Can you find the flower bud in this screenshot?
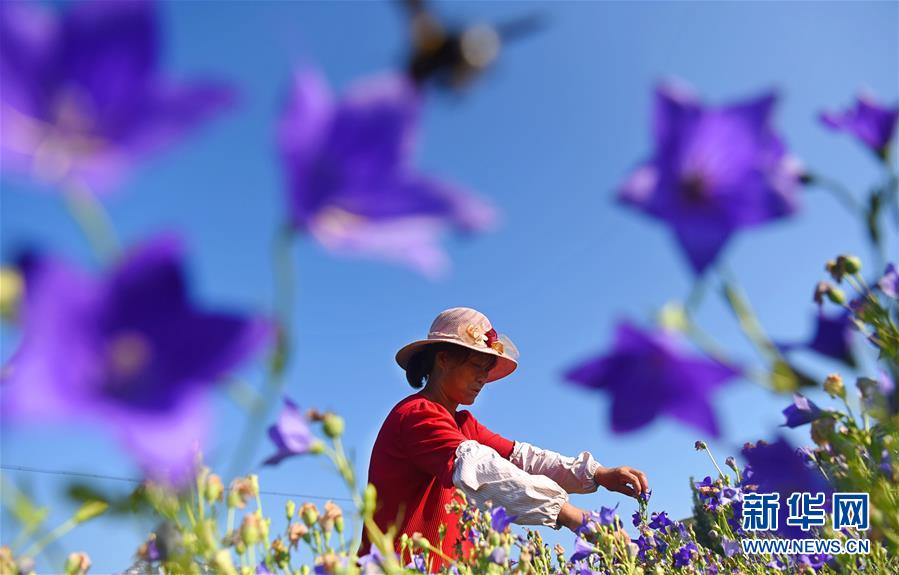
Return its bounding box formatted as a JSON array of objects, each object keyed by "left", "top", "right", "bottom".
[
  {"left": 554, "top": 543, "right": 565, "bottom": 556},
  {"left": 64, "top": 552, "right": 91, "bottom": 575},
  {"left": 725, "top": 456, "right": 738, "bottom": 473},
  {"left": 694, "top": 441, "right": 708, "bottom": 451},
  {"left": 811, "top": 418, "right": 834, "bottom": 447},
  {"left": 0, "top": 267, "right": 23, "bottom": 322},
  {"left": 826, "top": 287, "right": 846, "bottom": 305},
  {"left": 288, "top": 523, "right": 309, "bottom": 547},
  {"left": 301, "top": 565, "right": 310, "bottom": 575},
  {"left": 489, "top": 532, "right": 501, "bottom": 546},
  {"left": 206, "top": 474, "right": 224, "bottom": 503},
  {"left": 841, "top": 255, "right": 862, "bottom": 275},
  {"left": 362, "top": 484, "right": 377, "bottom": 517},
  {"left": 248, "top": 475, "right": 260, "bottom": 497},
  {"left": 229, "top": 478, "right": 255, "bottom": 509},
  {"left": 824, "top": 373, "right": 846, "bottom": 399},
  {"left": 300, "top": 503, "right": 319, "bottom": 527},
  {"left": 211, "top": 550, "right": 239, "bottom": 575},
  {"left": 322, "top": 414, "right": 345, "bottom": 439},
  {"left": 411, "top": 532, "right": 429, "bottom": 549},
  {"left": 240, "top": 514, "right": 261, "bottom": 546},
  {"left": 286, "top": 500, "right": 296, "bottom": 520},
  {"left": 309, "top": 440, "right": 326, "bottom": 455}
]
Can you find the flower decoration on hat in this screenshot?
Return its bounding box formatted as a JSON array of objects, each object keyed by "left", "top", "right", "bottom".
[
  {"left": 461, "top": 323, "right": 488, "bottom": 347},
  {"left": 485, "top": 329, "right": 504, "bottom": 354}
]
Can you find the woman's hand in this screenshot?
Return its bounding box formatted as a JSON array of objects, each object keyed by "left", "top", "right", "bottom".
[{"left": 594, "top": 466, "right": 650, "bottom": 499}]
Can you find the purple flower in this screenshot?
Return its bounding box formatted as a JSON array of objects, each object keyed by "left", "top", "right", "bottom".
[
  {"left": 569, "top": 537, "right": 595, "bottom": 562},
  {"left": 795, "top": 553, "right": 832, "bottom": 571},
  {"left": 0, "top": 0, "right": 234, "bottom": 193},
  {"left": 648, "top": 511, "right": 673, "bottom": 533},
  {"left": 490, "top": 506, "right": 517, "bottom": 532},
  {"left": 877, "top": 263, "right": 899, "bottom": 299},
  {"left": 781, "top": 312, "right": 856, "bottom": 367},
  {"left": 256, "top": 564, "right": 275, "bottom": 575},
  {"left": 618, "top": 83, "right": 801, "bottom": 274},
  {"left": 742, "top": 437, "right": 833, "bottom": 539},
  {"left": 0, "top": 237, "right": 271, "bottom": 484},
  {"left": 781, "top": 394, "right": 825, "bottom": 428},
  {"left": 488, "top": 547, "right": 506, "bottom": 565},
  {"left": 633, "top": 534, "right": 653, "bottom": 561},
  {"left": 673, "top": 542, "right": 697, "bottom": 568},
  {"left": 277, "top": 68, "right": 495, "bottom": 277},
  {"left": 631, "top": 510, "right": 642, "bottom": 527},
  {"left": 820, "top": 94, "right": 899, "bottom": 158},
  {"left": 406, "top": 555, "right": 427, "bottom": 574},
  {"left": 881, "top": 449, "right": 894, "bottom": 480},
  {"left": 596, "top": 504, "right": 618, "bottom": 526},
  {"left": 565, "top": 322, "right": 739, "bottom": 436},
  {"left": 721, "top": 538, "right": 740, "bottom": 558},
  {"left": 262, "top": 398, "right": 316, "bottom": 466}
]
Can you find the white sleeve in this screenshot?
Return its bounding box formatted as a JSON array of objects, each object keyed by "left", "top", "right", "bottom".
[
  {"left": 509, "top": 441, "right": 600, "bottom": 494},
  {"left": 452, "top": 440, "right": 568, "bottom": 528}
]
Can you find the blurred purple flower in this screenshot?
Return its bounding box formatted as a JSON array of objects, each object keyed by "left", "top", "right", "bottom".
[
  {"left": 780, "top": 312, "right": 856, "bottom": 367},
  {"left": 596, "top": 504, "right": 618, "bottom": 526},
  {"left": 406, "top": 555, "right": 427, "bottom": 574},
  {"left": 0, "top": 0, "right": 234, "bottom": 193},
  {"left": 796, "top": 553, "right": 832, "bottom": 571},
  {"left": 256, "top": 564, "right": 275, "bottom": 575},
  {"left": 781, "top": 394, "right": 825, "bottom": 428},
  {"left": 277, "top": 68, "right": 495, "bottom": 277},
  {"left": 673, "top": 542, "right": 697, "bottom": 568},
  {"left": 262, "top": 398, "right": 316, "bottom": 466},
  {"left": 618, "top": 83, "right": 802, "bottom": 274},
  {"left": 721, "top": 538, "right": 740, "bottom": 558},
  {"left": 881, "top": 449, "right": 894, "bottom": 480},
  {"left": 820, "top": 94, "right": 899, "bottom": 158},
  {"left": 565, "top": 322, "right": 739, "bottom": 436},
  {"left": 488, "top": 547, "right": 506, "bottom": 565},
  {"left": 878, "top": 263, "right": 898, "bottom": 299},
  {"left": 569, "top": 537, "right": 595, "bottom": 562},
  {"left": 742, "top": 437, "right": 832, "bottom": 539},
  {"left": 0, "top": 236, "right": 271, "bottom": 484},
  {"left": 490, "top": 506, "right": 516, "bottom": 532}
]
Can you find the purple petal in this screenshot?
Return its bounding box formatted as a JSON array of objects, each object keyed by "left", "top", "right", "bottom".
[
  {"left": 820, "top": 94, "right": 899, "bottom": 154},
  {"left": 877, "top": 263, "right": 899, "bottom": 299}
]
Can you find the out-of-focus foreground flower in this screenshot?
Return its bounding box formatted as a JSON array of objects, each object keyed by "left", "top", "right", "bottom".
[
  {"left": 0, "top": 0, "right": 235, "bottom": 192},
  {"left": 277, "top": 67, "right": 496, "bottom": 277},
  {"left": 1, "top": 236, "right": 271, "bottom": 483},
  {"left": 565, "top": 321, "right": 740, "bottom": 436},
  {"left": 617, "top": 83, "right": 803, "bottom": 274}
]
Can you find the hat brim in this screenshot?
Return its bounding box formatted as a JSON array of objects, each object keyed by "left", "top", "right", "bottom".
[{"left": 395, "top": 338, "right": 517, "bottom": 383}]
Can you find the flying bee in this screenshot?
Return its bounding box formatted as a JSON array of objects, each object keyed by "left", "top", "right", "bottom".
[{"left": 402, "top": 0, "right": 543, "bottom": 90}]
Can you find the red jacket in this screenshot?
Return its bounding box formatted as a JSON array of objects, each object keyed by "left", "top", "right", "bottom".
[{"left": 358, "top": 393, "right": 514, "bottom": 568}]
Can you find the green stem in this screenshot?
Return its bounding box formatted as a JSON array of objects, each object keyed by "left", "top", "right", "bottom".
[
  {"left": 226, "top": 227, "right": 297, "bottom": 478},
  {"left": 21, "top": 517, "right": 76, "bottom": 559},
  {"left": 62, "top": 181, "right": 120, "bottom": 262}
]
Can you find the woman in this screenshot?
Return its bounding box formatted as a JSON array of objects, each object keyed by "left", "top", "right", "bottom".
[{"left": 359, "top": 307, "right": 650, "bottom": 565}]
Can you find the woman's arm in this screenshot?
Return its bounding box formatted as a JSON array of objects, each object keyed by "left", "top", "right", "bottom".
[
  {"left": 509, "top": 441, "right": 601, "bottom": 494},
  {"left": 452, "top": 440, "right": 587, "bottom": 531}
]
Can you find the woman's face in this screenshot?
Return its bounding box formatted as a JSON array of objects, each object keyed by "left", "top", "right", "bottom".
[{"left": 434, "top": 350, "right": 498, "bottom": 405}]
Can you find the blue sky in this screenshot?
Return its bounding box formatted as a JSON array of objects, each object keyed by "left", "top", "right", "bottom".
[{"left": 1, "top": 1, "right": 897, "bottom": 572}]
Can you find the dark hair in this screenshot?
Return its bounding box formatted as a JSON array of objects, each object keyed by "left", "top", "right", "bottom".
[{"left": 405, "top": 344, "right": 470, "bottom": 389}]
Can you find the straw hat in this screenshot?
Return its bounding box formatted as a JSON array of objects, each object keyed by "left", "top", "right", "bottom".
[{"left": 395, "top": 307, "right": 519, "bottom": 383}]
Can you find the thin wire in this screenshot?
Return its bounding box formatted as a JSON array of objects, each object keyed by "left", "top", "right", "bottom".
[{"left": 0, "top": 464, "right": 353, "bottom": 503}]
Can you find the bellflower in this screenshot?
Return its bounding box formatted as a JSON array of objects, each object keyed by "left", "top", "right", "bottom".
[
  {"left": 742, "top": 437, "right": 832, "bottom": 539},
  {"left": 569, "top": 537, "right": 595, "bottom": 562},
  {"left": 0, "top": 0, "right": 234, "bottom": 193},
  {"left": 781, "top": 394, "right": 825, "bottom": 428},
  {"left": 263, "top": 398, "right": 317, "bottom": 466},
  {"left": 673, "top": 542, "right": 697, "bottom": 568},
  {"left": 565, "top": 322, "right": 739, "bottom": 436},
  {"left": 277, "top": 68, "right": 495, "bottom": 277},
  {"left": 618, "top": 83, "right": 801, "bottom": 274},
  {"left": 820, "top": 94, "right": 899, "bottom": 158},
  {"left": 490, "top": 506, "right": 516, "bottom": 532},
  {"left": 878, "top": 263, "right": 898, "bottom": 299},
  {"left": 780, "top": 312, "right": 856, "bottom": 366},
  {"left": 596, "top": 504, "right": 618, "bottom": 526},
  {"left": 0, "top": 237, "right": 271, "bottom": 484},
  {"left": 648, "top": 511, "right": 673, "bottom": 533},
  {"left": 488, "top": 547, "right": 506, "bottom": 565}
]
